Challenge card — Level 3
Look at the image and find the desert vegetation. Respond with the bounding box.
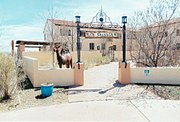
[0,53,19,101]
[129,0,180,67]
[128,0,180,99]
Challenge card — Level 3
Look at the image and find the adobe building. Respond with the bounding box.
[43,8,122,55]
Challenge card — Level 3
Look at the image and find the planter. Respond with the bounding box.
[41,83,54,97]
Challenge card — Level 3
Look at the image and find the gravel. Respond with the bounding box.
[0,88,68,113]
[145,85,180,100]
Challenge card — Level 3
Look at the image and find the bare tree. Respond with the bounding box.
[64,25,76,51]
[42,6,60,68]
[129,0,180,67]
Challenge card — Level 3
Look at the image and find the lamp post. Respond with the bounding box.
[122,16,127,63]
[75,15,81,63]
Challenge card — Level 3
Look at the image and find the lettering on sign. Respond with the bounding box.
[85,31,118,38]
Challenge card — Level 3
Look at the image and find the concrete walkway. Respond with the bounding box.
[68,62,160,103]
[0,100,180,121]
[0,62,180,121]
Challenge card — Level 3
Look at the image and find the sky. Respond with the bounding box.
[0,0,150,52]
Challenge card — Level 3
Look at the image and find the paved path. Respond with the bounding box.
[68,62,160,103]
[0,62,180,121]
[0,100,180,121]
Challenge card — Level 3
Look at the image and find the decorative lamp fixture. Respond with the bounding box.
[122,16,127,63]
[75,15,81,64]
[75,16,81,23]
[122,16,127,24]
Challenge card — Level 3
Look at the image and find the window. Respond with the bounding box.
[89,43,94,50]
[97,46,100,50]
[119,34,121,39]
[176,29,180,36]
[101,43,106,50]
[113,45,116,51]
[68,30,71,36]
[60,29,63,36]
[80,31,85,37]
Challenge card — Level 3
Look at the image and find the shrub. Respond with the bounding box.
[0,54,18,101]
[15,57,28,89]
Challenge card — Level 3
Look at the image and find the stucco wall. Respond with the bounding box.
[23,56,38,85]
[130,67,180,85]
[23,56,74,87]
[23,51,132,65]
[23,52,52,66]
[23,51,104,64]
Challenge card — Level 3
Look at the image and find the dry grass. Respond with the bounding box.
[140,85,180,100]
[0,53,18,101]
[83,55,111,69]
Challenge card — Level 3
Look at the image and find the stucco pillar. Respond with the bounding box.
[11,40,14,57]
[18,44,25,57]
[118,62,131,84]
[74,63,84,86]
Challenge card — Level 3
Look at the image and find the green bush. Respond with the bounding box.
[0,53,18,101]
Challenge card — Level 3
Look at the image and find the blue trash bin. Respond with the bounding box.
[41,83,54,97]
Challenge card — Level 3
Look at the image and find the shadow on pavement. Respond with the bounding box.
[35,95,49,99]
[99,80,126,94]
[67,89,102,95]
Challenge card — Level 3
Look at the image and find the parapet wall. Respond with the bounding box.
[130,67,180,85]
[23,51,131,66]
[119,62,180,85]
[23,56,83,87]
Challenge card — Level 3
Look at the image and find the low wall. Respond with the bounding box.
[130,67,180,85]
[23,51,132,64]
[23,56,38,85]
[23,56,75,87]
[23,52,52,66]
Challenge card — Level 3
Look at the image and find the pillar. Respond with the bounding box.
[118,62,131,84]
[17,43,25,57]
[74,63,84,86]
[11,40,14,57]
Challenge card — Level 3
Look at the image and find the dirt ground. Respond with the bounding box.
[0,88,68,113]
[0,62,179,113]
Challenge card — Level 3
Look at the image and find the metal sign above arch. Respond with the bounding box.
[89,7,119,28]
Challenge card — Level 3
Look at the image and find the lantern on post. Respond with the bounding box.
[75,16,81,63]
[122,16,127,63]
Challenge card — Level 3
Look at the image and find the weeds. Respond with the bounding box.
[0,53,17,101]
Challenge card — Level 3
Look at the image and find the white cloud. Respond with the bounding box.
[53,0,150,23]
[0,0,151,53]
[0,24,44,53]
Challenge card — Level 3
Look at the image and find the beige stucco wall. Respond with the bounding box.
[23,51,107,64]
[23,51,132,65]
[23,52,52,66]
[130,67,180,85]
[23,56,74,87]
[35,68,74,87]
[23,56,38,85]
[80,37,121,51]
